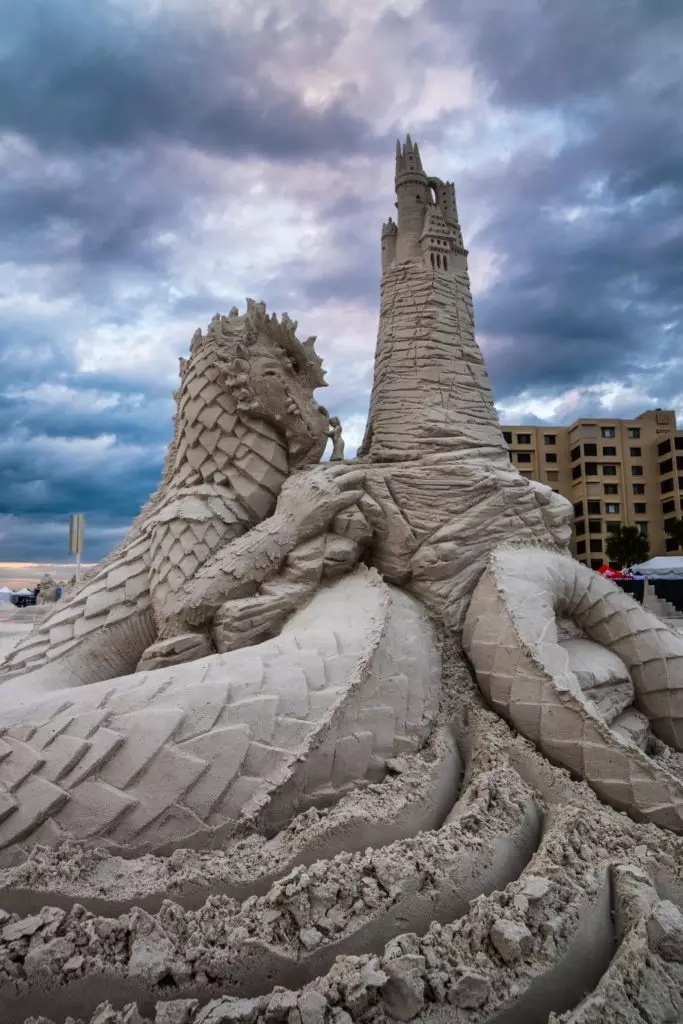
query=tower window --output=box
[443,255,448,270]
[430,253,435,267]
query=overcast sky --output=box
[1,0,681,564]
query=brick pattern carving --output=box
[0,571,439,857]
[464,545,683,831]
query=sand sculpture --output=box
[35,578,58,606]
[0,138,681,1024]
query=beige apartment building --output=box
[501,409,683,568]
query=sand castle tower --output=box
[359,136,506,460]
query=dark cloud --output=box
[0,0,378,160]
[1,0,682,561]
[438,0,683,410]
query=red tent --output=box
[597,564,626,579]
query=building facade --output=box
[501,410,683,567]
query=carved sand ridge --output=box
[464,544,683,831]
[3,673,682,1024]
[1,137,681,1022]
[0,571,440,860]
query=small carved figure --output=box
[328,415,345,461]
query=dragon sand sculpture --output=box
[0,138,681,1024]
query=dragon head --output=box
[196,300,331,467]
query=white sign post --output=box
[68,513,85,582]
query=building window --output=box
[517,433,531,444]
[575,518,586,535]
[676,437,683,450]
[631,465,643,476]
[660,458,674,475]
[544,434,556,445]
[629,447,641,457]
[602,465,617,476]
[679,476,683,490]
[545,453,557,463]
[662,499,676,513]
[604,484,618,495]
[635,522,648,537]
[443,255,448,271]
[602,426,616,438]
[584,443,597,456]
[585,463,598,475]
[587,500,601,514]
[677,456,683,471]
[662,478,675,494]
[589,539,602,553]
[664,517,677,531]
[503,431,512,444]
[588,519,602,534]
[573,501,584,517]
[517,452,531,463]
[605,503,620,514]
[602,446,616,456]
[576,540,586,555]
[519,470,532,477]
[572,465,582,480]
[658,439,672,455]
[547,471,559,481]
[571,445,581,461]
[591,559,603,570]
[606,522,621,534]
[633,483,645,495]
[667,537,679,551]
[628,428,640,439]
[634,503,646,514]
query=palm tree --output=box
[664,517,683,551]
[605,525,650,570]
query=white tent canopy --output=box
[631,556,683,579]
[14,588,34,597]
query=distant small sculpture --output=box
[328,415,345,461]
[35,574,58,604]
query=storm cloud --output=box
[0,0,681,561]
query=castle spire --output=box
[359,137,502,461]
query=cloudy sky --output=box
[0,0,681,568]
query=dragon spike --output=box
[178,357,188,379]
[228,306,239,318]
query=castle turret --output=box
[381,217,398,271]
[419,201,453,273]
[394,135,429,262]
[358,137,505,461]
